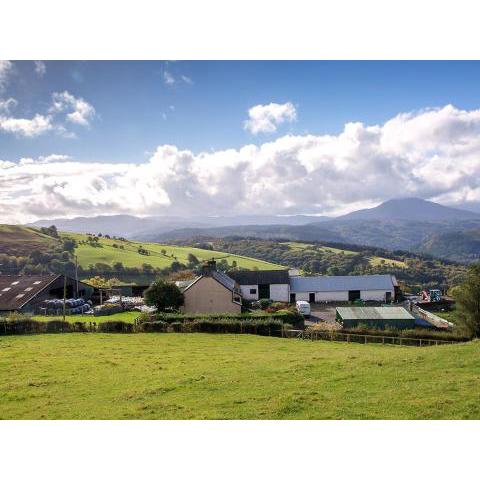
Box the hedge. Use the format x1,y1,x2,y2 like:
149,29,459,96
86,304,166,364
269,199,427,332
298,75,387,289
143,310,301,324
137,321,168,333
98,321,134,333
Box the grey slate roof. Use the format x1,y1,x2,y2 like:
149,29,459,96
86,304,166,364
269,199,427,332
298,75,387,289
336,306,414,321
228,269,289,285
290,274,397,293
0,274,59,310
212,271,238,291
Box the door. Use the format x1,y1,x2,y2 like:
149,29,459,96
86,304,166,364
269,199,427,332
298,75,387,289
385,291,392,303
290,293,296,303
348,290,361,301
258,284,270,299
309,292,315,303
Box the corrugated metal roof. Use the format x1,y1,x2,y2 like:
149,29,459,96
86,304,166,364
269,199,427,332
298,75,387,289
0,274,59,310
228,269,289,285
336,307,414,320
290,274,397,292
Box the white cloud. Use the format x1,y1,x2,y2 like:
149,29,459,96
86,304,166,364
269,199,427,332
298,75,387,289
181,75,193,85
0,97,17,113
163,71,175,85
0,91,95,137
0,114,53,137
34,61,46,77
3,104,480,223
244,102,297,134
0,60,14,92
50,91,95,126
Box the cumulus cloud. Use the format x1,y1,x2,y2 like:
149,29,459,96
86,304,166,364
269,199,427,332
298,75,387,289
34,60,46,77
163,71,175,85
0,90,95,137
0,114,53,137
0,60,14,92
50,91,95,126
244,102,297,134
3,104,480,223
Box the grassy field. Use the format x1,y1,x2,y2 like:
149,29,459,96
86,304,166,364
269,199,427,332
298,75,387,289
64,232,284,271
0,333,479,419
283,241,406,268
31,311,139,324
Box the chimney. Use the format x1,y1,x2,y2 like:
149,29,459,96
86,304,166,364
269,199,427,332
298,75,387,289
201,259,217,276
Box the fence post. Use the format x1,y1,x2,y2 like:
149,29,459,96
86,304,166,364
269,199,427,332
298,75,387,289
419,339,422,347
364,335,367,345
399,338,403,346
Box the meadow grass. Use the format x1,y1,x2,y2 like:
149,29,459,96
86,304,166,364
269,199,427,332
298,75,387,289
31,311,140,324
0,333,479,420
64,232,283,270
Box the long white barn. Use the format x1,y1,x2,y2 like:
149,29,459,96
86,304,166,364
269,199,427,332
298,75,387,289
289,274,398,303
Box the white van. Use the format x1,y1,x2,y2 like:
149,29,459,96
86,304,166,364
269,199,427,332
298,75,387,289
296,300,311,318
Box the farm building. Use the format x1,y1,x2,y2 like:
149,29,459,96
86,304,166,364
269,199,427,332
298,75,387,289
0,274,94,314
180,261,242,314
289,274,398,303
228,269,290,302
336,306,415,330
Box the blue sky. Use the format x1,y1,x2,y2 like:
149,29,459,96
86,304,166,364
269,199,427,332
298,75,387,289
3,60,480,221
3,61,480,162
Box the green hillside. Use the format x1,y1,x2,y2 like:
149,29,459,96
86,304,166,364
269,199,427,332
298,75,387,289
283,242,406,267
0,225,58,256
62,232,284,271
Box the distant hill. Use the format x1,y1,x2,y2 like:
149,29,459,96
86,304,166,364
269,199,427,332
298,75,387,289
335,197,480,222
419,228,480,263
31,213,324,238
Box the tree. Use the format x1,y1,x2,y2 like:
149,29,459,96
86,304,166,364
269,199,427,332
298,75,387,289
455,263,480,337
187,253,199,265
144,280,184,311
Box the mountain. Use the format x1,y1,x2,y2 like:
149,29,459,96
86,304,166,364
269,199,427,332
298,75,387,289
30,213,326,238
334,197,480,222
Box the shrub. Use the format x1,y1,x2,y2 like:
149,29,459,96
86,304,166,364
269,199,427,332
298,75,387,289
45,320,72,333
98,321,134,333
170,321,183,332
0,318,44,335
72,322,89,332
137,321,168,333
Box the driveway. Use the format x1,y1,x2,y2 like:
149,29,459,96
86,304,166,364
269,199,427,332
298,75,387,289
305,304,340,328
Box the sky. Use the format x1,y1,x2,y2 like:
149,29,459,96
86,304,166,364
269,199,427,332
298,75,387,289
2,60,480,223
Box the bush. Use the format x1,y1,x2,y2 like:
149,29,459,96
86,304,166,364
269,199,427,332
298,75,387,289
72,321,89,332
98,321,134,333
137,321,168,333
0,318,44,335
148,311,299,324
45,320,72,333
170,321,183,332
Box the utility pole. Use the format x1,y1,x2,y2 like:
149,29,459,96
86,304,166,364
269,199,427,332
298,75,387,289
74,255,79,298
62,274,67,324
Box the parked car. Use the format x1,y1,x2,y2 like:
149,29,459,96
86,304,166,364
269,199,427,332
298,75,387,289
296,300,311,318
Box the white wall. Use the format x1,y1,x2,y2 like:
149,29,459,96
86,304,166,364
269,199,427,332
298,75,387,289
291,290,393,302
239,283,290,301
270,284,290,302
360,289,394,302
239,284,258,300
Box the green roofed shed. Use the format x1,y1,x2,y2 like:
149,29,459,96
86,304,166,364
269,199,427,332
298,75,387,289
336,306,415,330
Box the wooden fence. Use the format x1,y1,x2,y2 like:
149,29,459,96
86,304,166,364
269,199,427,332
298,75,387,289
285,329,463,347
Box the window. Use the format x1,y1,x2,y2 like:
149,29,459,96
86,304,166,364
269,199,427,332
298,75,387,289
15,294,25,299
2,287,11,292
24,287,33,291
11,281,19,285
250,288,257,294
33,281,42,285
